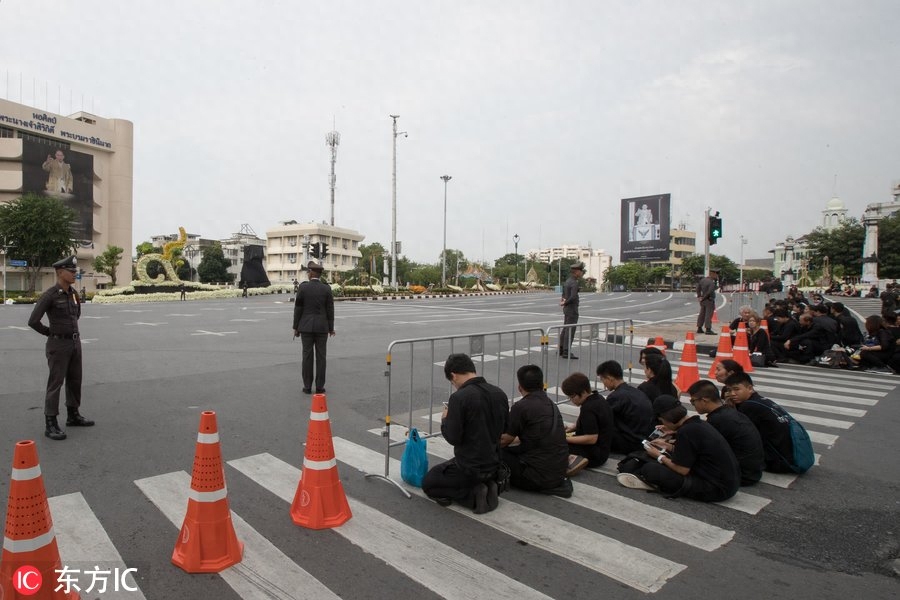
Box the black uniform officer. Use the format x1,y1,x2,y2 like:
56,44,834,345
27,255,95,440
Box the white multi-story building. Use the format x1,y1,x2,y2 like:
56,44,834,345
265,221,364,283
529,245,612,288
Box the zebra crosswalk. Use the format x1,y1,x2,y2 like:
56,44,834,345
34,356,897,599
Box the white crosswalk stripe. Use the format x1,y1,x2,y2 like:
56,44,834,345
34,347,898,599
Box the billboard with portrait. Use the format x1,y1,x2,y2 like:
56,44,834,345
21,140,94,243
620,194,671,262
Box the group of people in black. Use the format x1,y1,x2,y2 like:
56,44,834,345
729,288,900,374
423,346,809,513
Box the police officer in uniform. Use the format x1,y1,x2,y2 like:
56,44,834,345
293,260,335,394
28,255,95,440
559,261,584,359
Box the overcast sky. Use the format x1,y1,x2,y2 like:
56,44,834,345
2,0,898,265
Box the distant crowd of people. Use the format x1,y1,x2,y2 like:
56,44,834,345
423,347,814,514
721,284,900,374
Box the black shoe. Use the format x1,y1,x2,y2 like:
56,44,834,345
539,478,573,498
302,388,312,394
316,388,326,394
473,483,492,514
704,330,715,335
45,416,67,441
697,328,704,334
485,480,499,512
563,354,579,360
66,408,94,427
433,497,452,507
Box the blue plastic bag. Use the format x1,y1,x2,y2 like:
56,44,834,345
400,428,428,487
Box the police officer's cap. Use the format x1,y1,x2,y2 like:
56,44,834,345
570,261,585,271
307,260,324,272
52,255,78,272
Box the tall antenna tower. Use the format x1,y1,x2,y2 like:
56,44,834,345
326,125,340,226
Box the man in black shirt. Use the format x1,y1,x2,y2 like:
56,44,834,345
725,372,795,473
687,380,764,485
558,261,584,359
596,360,654,453
830,302,863,348
422,354,510,514
560,372,614,470
617,395,740,502
28,255,95,441
501,365,570,496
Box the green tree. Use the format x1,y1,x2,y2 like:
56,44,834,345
135,241,159,257
0,193,75,292
804,219,865,280
358,242,387,281
877,212,900,279
92,245,124,286
407,263,441,286
604,262,650,290
197,242,234,283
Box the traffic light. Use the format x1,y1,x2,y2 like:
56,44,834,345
708,215,723,245
309,243,320,258
320,242,329,258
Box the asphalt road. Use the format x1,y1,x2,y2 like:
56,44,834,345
1,291,898,600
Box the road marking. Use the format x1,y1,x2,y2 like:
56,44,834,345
231,318,263,322
126,322,167,326
191,330,238,336
5,325,31,330
50,492,148,600
332,438,685,593
229,454,556,600
371,427,734,551
165,313,199,317
136,471,341,600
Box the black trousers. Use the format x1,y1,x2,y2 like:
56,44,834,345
637,461,731,502
300,332,328,390
501,446,563,491
697,299,715,331
422,459,479,508
559,311,578,353
44,338,82,416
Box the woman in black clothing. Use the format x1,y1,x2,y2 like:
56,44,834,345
638,353,679,401
857,315,895,373
747,313,776,366
713,359,744,406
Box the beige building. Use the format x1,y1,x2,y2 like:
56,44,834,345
265,221,364,283
530,245,613,289
0,98,133,290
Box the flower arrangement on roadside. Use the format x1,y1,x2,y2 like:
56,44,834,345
408,285,427,295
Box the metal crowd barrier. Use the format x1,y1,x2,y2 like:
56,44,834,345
364,319,635,496
725,291,769,322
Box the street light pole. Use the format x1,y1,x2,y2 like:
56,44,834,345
513,233,520,283
390,115,406,289
440,174,452,287
739,235,747,291
1,236,15,306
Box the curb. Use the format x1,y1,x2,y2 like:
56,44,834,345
334,290,540,302
604,334,718,355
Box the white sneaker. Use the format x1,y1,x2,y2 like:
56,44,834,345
616,473,655,491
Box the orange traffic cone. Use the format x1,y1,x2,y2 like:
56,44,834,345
172,411,243,573
0,440,78,600
674,332,700,392
291,393,352,529
711,308,720,324
650,336,667,355
707,326,734,378
732,323,755,373
760,320,770,339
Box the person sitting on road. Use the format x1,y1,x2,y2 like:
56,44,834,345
747,312,776,366
729,305,753,343
423,353,510,514
855,314,895,373
616,395,740,502
783,313,817,364
596,360,654,454
560,372,614,473
724,372,795,473
770,308,800,362
500,364,571,497
883,312,900,374
713,359,744,405
637,353,680,401
687,380,764,486
830,302,863,348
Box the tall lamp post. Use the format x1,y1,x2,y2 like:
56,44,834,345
440,174,452,287
390,115,407,289
513,233,520,283
1,236,15,305
739,235,747,291
184,244,196,283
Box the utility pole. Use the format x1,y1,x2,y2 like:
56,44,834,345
326,126,340,226
703,207,711,276
441,174,452,287
390,115,406,289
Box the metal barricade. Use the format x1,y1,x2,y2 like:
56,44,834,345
545,319,635,401
726,292,768,322
365,327,547,497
